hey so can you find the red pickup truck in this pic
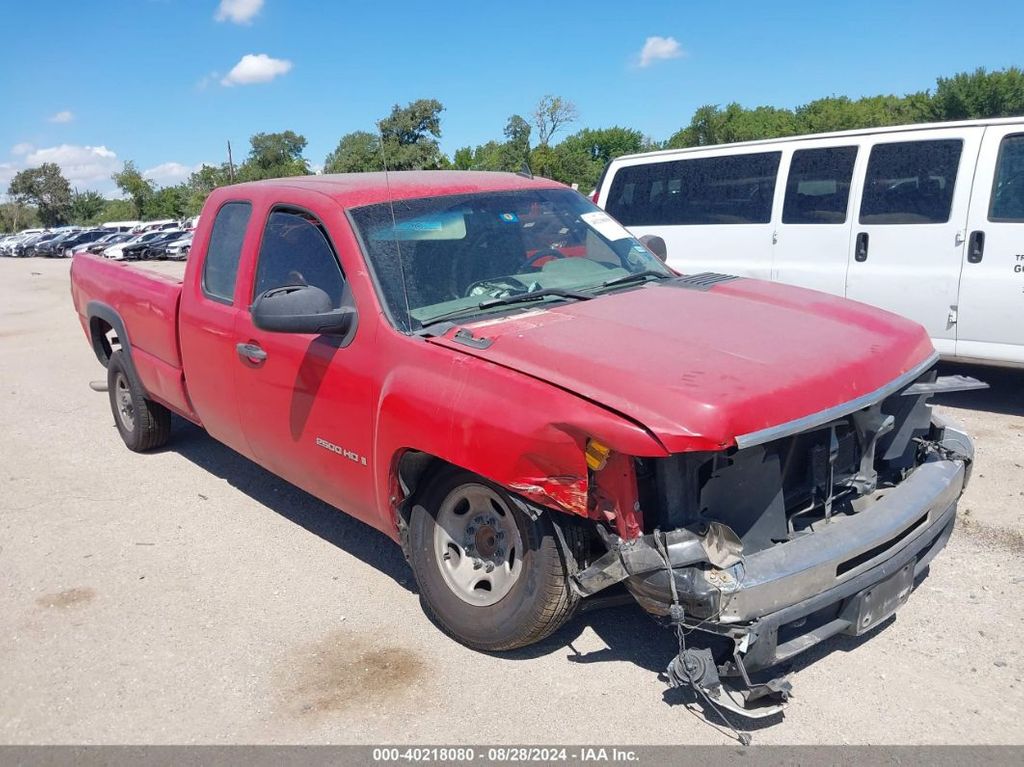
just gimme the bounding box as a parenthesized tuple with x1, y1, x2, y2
(71, 171, 979, 714)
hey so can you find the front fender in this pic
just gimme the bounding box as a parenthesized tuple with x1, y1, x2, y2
(373, 347, 668, 530)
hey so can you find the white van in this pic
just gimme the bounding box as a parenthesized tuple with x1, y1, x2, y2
(596, 117, 1024, 368)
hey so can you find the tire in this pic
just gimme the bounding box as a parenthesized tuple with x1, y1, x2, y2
(107, 350, 171, 452)
(408, 468, 582, 651)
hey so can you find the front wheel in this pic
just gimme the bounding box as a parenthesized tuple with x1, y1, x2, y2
(408, 468, 581, 651)
(107, 351, 171, 452)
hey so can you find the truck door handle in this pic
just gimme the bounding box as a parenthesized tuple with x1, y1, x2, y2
(236, 342, 267, 362)
(855, 232, 869, 262)
(967, 230, 985, 263)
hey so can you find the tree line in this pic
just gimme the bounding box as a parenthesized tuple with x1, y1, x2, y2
(4, 66, 1023, 232)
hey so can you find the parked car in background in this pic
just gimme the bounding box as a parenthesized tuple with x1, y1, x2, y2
(595, 116, 1024, 368)
(148, 231, 193, 261)
(85, 233, 133, 255)
(59, 229, 114, 258)
(121, 229, 184, 261)
(102, 230, 168, 260)
(25, 230, 70, 257)
(35, 228, 83, 257)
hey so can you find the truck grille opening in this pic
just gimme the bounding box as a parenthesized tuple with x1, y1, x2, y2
(835, 512, 929, 577)
(640, 367, 942, 555)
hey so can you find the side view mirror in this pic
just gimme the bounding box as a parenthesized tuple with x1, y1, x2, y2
(251, 285, 355, 335)
(639, 234, 668, 262)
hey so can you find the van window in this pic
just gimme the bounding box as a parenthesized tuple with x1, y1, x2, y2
(606, 152, 781, 226)
(254, 209, 346, 308)
(989, 134, 1024, 222)
(782, 146, 857, 224)
(859, 140, 963, 224)
(202, 201, 252, 303)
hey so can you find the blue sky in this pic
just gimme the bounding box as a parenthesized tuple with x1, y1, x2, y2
(1, 0, 1020, 196)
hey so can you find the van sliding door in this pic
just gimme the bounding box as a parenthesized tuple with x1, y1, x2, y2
(845, 128, 983, 356)
(957, 127, 1024, 365)
(771, 143, 860, 296)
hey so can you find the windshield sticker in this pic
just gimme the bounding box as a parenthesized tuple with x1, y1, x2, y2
(499, 212, 519, 223)
(580, 211, 632, 242)
(370, 211, 467, 241)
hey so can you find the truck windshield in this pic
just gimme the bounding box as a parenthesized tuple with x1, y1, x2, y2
(349, 188, 672, 331)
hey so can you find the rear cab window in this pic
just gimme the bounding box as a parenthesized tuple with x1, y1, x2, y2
(606, 152, 781, 226)
(202, 201, 253, 303)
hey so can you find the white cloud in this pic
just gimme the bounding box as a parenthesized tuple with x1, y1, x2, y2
(215, 0, 263, 25)
(25, 144, 120, 189)
(48, 110, 75, 124)
(636, 36, 684, 68)
(11, 143, 34, 156)
(143, 161, 204, 185)
(220, 53, 292, 86)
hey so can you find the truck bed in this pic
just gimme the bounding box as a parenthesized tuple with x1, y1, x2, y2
(70, 253, 195, 420)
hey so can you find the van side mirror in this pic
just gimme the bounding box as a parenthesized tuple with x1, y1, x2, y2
(251, 285, 355, 335)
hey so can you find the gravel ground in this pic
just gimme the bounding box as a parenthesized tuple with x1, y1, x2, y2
(1, 257, 1022, 745)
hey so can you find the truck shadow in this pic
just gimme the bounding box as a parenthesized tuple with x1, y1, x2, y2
(167, 417, 416, 593)
(934, 362, 1023, 417)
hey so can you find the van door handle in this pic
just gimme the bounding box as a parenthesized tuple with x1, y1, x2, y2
(967, 230, 985, 263)
(236, 342, 267, 362)
(855, 232, 869, 262)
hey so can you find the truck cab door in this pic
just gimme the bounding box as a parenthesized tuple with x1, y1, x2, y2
(232, 206, 379, 525)
(845, 128, 983, 356)
(956, 126, 1024, 365)
(178, 200, 254, 454)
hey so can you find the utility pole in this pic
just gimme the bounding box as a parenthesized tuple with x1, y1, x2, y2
(227, 140, 236, 183)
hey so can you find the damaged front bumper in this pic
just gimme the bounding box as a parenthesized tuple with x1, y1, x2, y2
(575, 422, 972, 685)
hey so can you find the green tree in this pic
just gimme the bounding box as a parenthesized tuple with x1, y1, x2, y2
(323, 131, 382, 173)
(377, 99, 446, 170)
(8, 163, 73, 226)
(0, 201, 40, 232)
(502, 114, 532, 170)
(99, 198, 137, 222)
(533, 95, 578, 146)
(184, 164, 232, 216)
(932, 67, 1024, 120)
(145, 185, 189, 220)
(70, 190, 107, 225)
(111, 161, 155, 219)
(238, 131, 311, 181)
(550, 126, 647, 190)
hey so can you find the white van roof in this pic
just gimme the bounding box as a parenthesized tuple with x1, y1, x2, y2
(612, 115, 1024, 163)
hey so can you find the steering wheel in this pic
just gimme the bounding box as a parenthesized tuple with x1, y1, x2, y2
(464, 276, 529, 298)
(518, 247, 567, 271)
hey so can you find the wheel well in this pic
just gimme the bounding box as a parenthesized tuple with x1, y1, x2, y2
(396, 450, 452, 501)
(88, 316, 121, 367)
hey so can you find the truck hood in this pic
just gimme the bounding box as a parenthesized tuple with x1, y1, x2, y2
(426, 277, 936, 453)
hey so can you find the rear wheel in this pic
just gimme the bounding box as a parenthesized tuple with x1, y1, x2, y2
(408, 468, 581, 651)
(107, 351, 171, 452)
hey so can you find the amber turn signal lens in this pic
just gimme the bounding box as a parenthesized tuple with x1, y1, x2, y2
(585, 439, 611, 471)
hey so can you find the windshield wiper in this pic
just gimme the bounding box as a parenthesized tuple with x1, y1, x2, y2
(600, 270, 671, 288)
(478, 287, 593, 308)
(419, 288, 592, 329)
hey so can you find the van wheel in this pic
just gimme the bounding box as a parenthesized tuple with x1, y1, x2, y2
(107, 351, 171, 452)
(408, 468, 581, 651)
